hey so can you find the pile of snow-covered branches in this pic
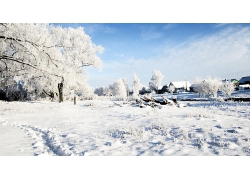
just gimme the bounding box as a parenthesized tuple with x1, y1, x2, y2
(134, 95, 187, 108)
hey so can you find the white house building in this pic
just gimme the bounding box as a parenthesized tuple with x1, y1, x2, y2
(169, 81, 192, 92)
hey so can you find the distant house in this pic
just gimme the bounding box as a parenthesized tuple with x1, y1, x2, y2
(238, 76, 250, 85)
(157, 86, 163, 90)
(169, 81, 192, 92)
(237, 76, 250, 90)
(156, 85, 169, 94)
(239, 84, 250, 90)
(221, 79, 239, 91)
(222, 78, 239, 85)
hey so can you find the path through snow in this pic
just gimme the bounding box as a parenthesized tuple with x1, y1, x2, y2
(0, 120, 80, 156)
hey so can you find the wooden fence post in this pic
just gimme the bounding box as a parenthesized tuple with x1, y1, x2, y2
(74, 96, 76, 105)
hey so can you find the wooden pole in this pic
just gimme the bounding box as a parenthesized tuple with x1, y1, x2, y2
(185, 79, 187, 91)
(74, 96, 76, 105)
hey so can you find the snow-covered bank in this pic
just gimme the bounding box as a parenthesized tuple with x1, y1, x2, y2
(1, 99, 250, 156)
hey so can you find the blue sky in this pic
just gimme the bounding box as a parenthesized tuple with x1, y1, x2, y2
(54, 23, 250, 88)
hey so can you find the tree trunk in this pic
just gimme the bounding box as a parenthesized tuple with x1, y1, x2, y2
(58, 83, 63, 103)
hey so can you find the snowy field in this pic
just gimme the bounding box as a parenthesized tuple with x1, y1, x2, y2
(1, 92, 250, 179)
(1, 91, 250, 156)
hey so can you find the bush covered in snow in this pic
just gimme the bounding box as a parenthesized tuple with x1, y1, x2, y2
(194, 76, 222, 98)
(220, 81, 235, 97)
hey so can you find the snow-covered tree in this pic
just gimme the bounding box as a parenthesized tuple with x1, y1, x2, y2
(220, 81, 235, 97)
(132, 73, 141, 97)
(122, 78, 129, 97)
(94, 86, 112, 97)
(168, 85, 175, 94)
(94, 87, 105, 96)
(109, 79, 127, 100)
(103, 86, 112, 96)
(194, 76, 222, 98)
(0, 23, 104, 101)
(205, 76, 222, 98)
(149, 70, 164, 92)
(194, 77, 210, 98)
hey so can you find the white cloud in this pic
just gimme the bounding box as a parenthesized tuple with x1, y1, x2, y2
(115, 53, 125, 58)
(162, 24, 177, 30)
(101, 26, 116, 33)
(82, 24, 116, 35)
(212, 23, 228, 28)
(140, 26, 164, 41)
(87, 25, 250, 87)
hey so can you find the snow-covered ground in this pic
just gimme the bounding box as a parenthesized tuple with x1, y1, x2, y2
(1, 91, 250, 156)
(1, 92, 250, 179)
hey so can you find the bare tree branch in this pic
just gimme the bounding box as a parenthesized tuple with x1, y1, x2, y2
(0, 55, 63, 78)
(0, 55, 39, 69)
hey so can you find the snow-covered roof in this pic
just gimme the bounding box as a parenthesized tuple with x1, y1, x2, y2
(239, 84, 250, 87)
(239, 76, 250, 84)
(142, 86, 151, 90)
(169, 81, 192, 88)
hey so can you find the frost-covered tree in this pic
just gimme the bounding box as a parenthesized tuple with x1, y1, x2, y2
(109, 79, 127, 100)
(122, 78, 129, 97)
(94, 86, 112, 97)
(168, 85, 175, 94)
(132, 73, 141, 97)
(94, 87, 105, 96)
(205, 76, 222, 98)
(103, 86, 112, 96)
(0, 23, 104, 101)
(149, 70, 164, 92)
(194, 76, 222, 98)
(220, 81, 235, 97)
(194, 77, 210, 98)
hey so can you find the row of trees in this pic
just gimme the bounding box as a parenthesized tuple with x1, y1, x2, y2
(94, 70, 164, 99)
(194, 76, 235, 98)
(94, 74, 143, 100)
(0, 23, 103, 101)
(94, 72, 236, 100)
(94, 78, 128, 100)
